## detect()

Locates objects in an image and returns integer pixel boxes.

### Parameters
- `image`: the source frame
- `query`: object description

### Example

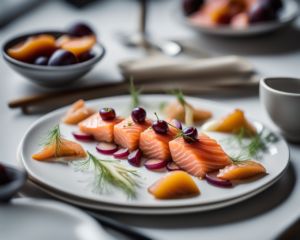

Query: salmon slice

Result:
[78,113,124,142]
[62,99,96,125]
[169,132,232,178]
[163,100,212,123]
[217,161,266,180]
[114,117,153,153]
[32,138,87,161]
[139,119,180,161]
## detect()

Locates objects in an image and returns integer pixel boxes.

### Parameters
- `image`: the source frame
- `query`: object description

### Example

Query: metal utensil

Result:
[120,0,181,56]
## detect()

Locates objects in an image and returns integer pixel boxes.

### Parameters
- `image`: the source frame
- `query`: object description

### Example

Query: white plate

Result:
[1,198,113,240]
[179,0,299,37]
[20,95,289,208]
[18,174,284,215]
[16,141,287,215]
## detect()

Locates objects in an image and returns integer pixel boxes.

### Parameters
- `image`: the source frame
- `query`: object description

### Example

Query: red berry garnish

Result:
[183,127,198,143]
[99,108,116,120]
[131,107,146,124]
[152,120,169,134]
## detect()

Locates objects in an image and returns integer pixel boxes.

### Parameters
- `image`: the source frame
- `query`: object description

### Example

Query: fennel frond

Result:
[73,151,140,199]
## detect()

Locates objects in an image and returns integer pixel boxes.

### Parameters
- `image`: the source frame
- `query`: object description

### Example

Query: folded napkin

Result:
[118,55,255,84]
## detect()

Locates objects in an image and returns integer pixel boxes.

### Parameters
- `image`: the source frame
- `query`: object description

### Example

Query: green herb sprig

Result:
[129,76,143,109]
[154,112,195,142]
[224,128,278,163]
[38,124,66,159]
[73,151,140,199]
[170,89,185,106]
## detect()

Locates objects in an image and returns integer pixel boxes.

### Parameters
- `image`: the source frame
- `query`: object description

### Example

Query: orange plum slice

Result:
[32,138,87,161]
[217,161,266,180]
[55,34,72,48]
[202,109,256,135]
[61,99,96,125]
[148,171,200,199]
[8,34,56,63]
[61,35,96,57]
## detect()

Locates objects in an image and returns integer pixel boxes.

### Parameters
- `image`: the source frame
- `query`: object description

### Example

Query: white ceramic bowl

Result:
[2,31,105,88]
[260,77,300,141]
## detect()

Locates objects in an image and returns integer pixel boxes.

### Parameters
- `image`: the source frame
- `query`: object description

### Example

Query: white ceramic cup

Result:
[260,77,300,142]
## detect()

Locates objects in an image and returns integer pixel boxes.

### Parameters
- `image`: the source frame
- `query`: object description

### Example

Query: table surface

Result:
[1,0,300,239]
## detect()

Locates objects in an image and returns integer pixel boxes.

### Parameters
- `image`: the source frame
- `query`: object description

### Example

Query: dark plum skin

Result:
[152,120,169,134]
[131,107,146,124]
[99,108,116,120]
[34,56,49,65]
[267,0,283,12]
[183,127,198,143]
[78,50,95,62]
[48,49,78,66]
[0,163,11,185]
[67,23,94,37]
[249,0,276,23]
[183,0,204,16]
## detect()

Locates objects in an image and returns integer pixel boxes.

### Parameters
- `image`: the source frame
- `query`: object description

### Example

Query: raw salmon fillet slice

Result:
[217,161,266,180]
[32,138,87,161]
[114,117,153,153]
[62,99,96,125]
[169,132,232,178]
[78,113,124,142]
[139,119,180,161]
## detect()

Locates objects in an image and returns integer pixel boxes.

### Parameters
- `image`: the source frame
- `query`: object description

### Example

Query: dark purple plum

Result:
[172,119,182,130]
[266,0,283,12]
[48,49,78,66]
[183,127,198,143]
[99,108,116,120]
[152,120,169,134]
[78,50,95,62]
[34,56,48,65]
[182,0,204,16]
[67,23,94,37]
[0,163,11,185]
[131,107,146,124]
[249,0,276,23]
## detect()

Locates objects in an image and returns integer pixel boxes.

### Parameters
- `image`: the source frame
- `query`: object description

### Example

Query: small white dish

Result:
[1,198,113,240]
[179,0,299,37]
[19,95,289,208]
[260,77,300,142]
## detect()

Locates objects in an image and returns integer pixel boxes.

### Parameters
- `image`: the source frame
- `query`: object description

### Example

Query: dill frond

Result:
[73,151,140,199]
[129,76,143,109]
[38,124,66,159]
[170,89,185,106]
[224,127,278,163]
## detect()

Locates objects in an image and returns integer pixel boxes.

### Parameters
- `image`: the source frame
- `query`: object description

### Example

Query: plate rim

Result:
[20,94,290,208]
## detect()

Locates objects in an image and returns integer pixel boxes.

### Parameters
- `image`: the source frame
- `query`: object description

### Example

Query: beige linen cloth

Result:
[118,54,260,91]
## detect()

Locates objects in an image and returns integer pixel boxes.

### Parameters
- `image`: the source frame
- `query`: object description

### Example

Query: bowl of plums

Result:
[181,0,299,36]
[2,22,105,88]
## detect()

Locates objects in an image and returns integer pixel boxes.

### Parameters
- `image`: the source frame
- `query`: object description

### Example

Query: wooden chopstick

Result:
[8,75,259,113]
